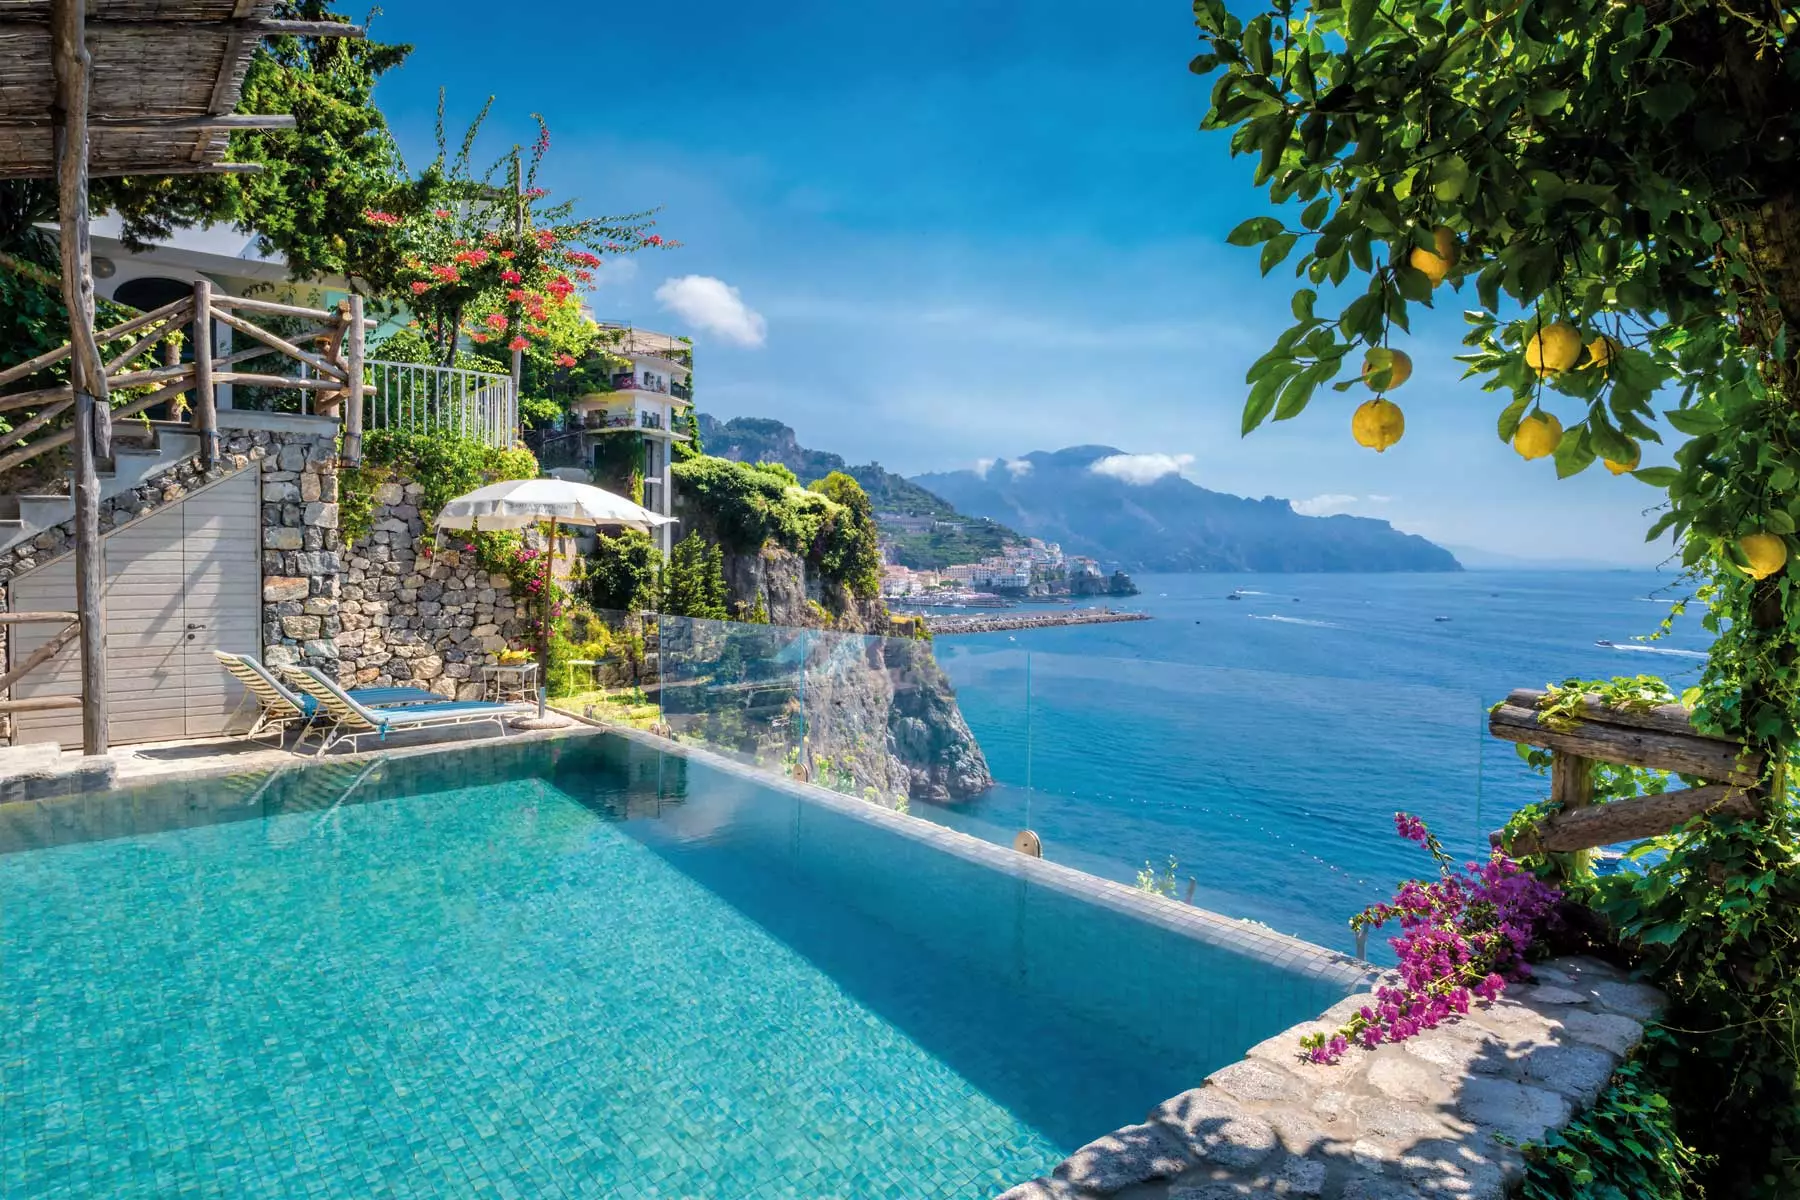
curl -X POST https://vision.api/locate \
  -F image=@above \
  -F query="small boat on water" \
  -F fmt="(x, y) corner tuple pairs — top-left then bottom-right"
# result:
(1434, 616), (1451, 622)
(1596, 639), (1616, 648)
(1226, 592), (1241, 601)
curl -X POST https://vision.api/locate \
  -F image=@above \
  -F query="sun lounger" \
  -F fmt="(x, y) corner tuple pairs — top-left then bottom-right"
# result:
(214, 651), (445, 745)
(283, 665), (526, 756)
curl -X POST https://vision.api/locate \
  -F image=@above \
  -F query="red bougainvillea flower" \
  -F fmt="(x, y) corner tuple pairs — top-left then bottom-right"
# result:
(410, 281), (431, 295)
(525, 187), (548, 199)
(499, 250), (515, 260)
(506, 289), (526, 303)
(433, 208), (452, 219)
(546, 275), (575, 300)
(565, 250), (601, 267)
(534, 229), (557, 250)
(508, 336), (529, 351)
(500, 269), (522, 284)
(430, 264), (462, 283)
(645, 234), (663, 246)
(453, 249), (490, 267)
(361, 209), (401, 226)
(485, 313), (509, 332)
(555, 353), (577, 367)
(572, 269), (593, 284)
(471, 332), (490, 343)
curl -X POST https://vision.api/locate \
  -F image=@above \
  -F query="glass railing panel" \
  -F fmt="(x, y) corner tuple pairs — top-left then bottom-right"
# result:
(654, 613), (810, 775)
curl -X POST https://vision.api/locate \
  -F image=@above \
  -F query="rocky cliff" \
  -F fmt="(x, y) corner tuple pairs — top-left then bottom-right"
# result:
(666, 544), (991, 804)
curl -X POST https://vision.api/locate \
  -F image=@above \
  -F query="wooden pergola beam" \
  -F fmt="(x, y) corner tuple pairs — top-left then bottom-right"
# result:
(0, 18), (365, 37)
(0, 114), (297, 132)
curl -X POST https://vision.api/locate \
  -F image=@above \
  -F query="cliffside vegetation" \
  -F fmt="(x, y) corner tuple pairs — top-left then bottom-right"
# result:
(695, 413), (1020, 570)
(339, 428), (536, 545)
(671, 456), (882, 607)
(1194, 0), (1800, 1191)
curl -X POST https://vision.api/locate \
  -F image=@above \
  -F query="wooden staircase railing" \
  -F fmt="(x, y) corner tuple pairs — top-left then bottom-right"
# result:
(1488, 687), (1764, 872)
(0, 283), (374, 481)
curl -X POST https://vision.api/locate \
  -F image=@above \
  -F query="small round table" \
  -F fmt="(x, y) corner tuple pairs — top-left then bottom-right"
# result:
(483, 662), (539, 703)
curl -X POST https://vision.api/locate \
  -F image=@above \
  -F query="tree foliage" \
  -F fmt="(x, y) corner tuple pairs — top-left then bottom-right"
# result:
(1191, 0), (1799, 1192)
(808, 471), (883, 600)
(662, 531), (728, 619)
(584, 528), (662, 614)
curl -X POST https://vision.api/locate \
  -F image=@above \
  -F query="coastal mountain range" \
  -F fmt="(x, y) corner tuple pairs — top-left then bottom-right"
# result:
(698, 416), (1460, 573)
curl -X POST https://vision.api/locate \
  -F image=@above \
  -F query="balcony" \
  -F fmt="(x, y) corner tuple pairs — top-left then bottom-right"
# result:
(640, 411), (665, 431)
(611, 372), (670, 395)
(671, 381), (692, 402)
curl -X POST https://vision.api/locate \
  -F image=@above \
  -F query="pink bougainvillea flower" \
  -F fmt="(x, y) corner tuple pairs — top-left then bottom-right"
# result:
(430, 264), (462, 283)
(501, 270), (522, 284)
(433, 208), (452, 219)
(485, 313), (509, 332)
(534, 229), (557, 250)
(361, 209), (401, 226)
(645, 234), (663, 246)
(508, 336), (529, 351)
(565, 250), (601, 267)
(555, 353), (576, 367)
(499, 250), (516, 260)
(410, 280), (431, 295)
(506, 289), (526, 303)
(470, 332), (489, 343)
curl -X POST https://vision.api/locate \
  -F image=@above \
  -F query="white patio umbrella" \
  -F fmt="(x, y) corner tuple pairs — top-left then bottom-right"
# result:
(434, 478), (675, 713)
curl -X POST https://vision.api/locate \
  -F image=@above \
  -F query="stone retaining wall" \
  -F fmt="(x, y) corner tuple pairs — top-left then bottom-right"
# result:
(999, 957), (1662, 1200)
(332, 483), (533, 699)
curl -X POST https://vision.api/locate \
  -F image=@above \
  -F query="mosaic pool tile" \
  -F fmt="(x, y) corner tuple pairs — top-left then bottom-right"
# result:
(1, 737), (1345, 1198)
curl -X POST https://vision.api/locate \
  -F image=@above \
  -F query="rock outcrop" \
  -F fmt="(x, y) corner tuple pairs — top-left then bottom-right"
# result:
(702, 545), (992, 803)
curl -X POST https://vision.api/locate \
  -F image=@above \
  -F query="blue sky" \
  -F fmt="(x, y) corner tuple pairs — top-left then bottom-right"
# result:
(376, 0), (1670, 565)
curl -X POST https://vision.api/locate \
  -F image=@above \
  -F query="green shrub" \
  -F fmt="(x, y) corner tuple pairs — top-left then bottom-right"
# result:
(662, 531), (727, 619)
(342, 428), (539, 543)
(585, 528), (661, 613)
(1521, 1043), (1705, 1200)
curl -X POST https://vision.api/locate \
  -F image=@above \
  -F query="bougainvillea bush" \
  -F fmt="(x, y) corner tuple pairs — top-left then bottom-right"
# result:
(1301, 814), (1561, 1063)
(362, 110), (674, 368)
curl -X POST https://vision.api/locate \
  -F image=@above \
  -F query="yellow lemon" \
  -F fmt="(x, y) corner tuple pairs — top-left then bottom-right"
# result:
(1602, 442), (1640, 475)
(1524, 323), (1583, 375)
(1512, 412), (1563, 460)
(1352, 398), (1405, 452)
(1584, 335), (1620, 371)
(1739, 533), (1789, 581)
(1362, 348), (1413, 391)
(1408, 226), (1459, 286)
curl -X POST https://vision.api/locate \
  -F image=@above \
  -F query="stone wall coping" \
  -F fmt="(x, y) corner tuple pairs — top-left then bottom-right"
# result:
(996, 955), (1664, 1200)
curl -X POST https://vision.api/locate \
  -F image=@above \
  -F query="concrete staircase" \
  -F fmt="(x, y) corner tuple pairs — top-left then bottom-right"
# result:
(0, 424), (202, 556)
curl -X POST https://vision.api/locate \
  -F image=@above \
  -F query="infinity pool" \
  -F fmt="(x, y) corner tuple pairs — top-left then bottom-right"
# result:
(1, 733), (1361, 1198)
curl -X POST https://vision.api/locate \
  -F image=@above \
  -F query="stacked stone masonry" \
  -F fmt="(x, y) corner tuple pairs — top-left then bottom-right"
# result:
(333, 481), (533, 701)
(998, 956), (1663, 1200)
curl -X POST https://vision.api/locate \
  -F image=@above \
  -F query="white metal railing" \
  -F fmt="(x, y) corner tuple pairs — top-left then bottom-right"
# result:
(364, 360), (517, 449)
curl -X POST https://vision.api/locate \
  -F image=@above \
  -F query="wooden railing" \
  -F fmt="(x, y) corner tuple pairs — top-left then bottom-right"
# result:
(1489, 687), (1763, 871)
(0, 282), (372, 476)
(0, 611), (82, 717)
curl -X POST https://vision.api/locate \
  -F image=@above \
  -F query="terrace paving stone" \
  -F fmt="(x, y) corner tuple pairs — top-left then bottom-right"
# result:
(1004, 958), (1661, 1200)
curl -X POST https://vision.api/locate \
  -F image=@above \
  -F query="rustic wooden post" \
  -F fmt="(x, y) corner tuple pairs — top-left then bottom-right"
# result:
(191, 279), (216, 467)
(1549, 752), (1596, 879)
(342, 293), (365, 465)
(51, 0), (108, 755)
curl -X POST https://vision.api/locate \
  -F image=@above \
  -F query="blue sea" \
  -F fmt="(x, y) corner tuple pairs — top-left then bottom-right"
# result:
(921, 570), (1707, 957)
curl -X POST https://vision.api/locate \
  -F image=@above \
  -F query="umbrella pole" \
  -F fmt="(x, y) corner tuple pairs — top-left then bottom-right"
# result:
(538, 517), (557, 717)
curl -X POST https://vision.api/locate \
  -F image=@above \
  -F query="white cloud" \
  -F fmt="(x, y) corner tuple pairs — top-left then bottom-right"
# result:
(975, 456), (997, 477)
(1292, 493), (1396, 516)
(1089, 452), (1194, 485)
(1005, 457), (1034, 477)
(655, 275), (766, 347)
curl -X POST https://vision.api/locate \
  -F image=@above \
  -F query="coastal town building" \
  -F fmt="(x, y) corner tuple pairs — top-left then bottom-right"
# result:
(567, 325), (694, 553)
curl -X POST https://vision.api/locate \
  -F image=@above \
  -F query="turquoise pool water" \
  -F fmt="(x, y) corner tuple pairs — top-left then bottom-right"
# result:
(1, 734), (1353, 1199)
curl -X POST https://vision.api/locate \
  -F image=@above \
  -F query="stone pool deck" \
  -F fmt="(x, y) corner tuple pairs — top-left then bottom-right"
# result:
(998, 956), (1662, 1200)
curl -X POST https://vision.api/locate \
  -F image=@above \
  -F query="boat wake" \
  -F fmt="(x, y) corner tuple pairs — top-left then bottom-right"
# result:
(1597, 641), (1706, 659)
(1250, 614), (1343, 629)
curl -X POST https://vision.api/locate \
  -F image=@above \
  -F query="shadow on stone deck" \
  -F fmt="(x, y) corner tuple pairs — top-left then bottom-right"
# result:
(999, 956), (1663, 1200)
